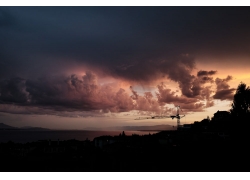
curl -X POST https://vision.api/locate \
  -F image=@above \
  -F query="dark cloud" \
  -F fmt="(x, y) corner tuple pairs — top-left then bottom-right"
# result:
(156, 84), (205, 112)
(200, 77), (214, 83)
(215, 75), (233, 89)
(0, 77), (28, 104)
(213, 76), (235, 100)
(0, 72), (135, 113)
(1, 7), (250, 80)
(178, 102), (205, 112)
(0, 72), (164, 116)
(0, 8), (17, 28)
(0, 71), (217, 116)
(164, 65), (216, 99)
(213, 89), (236, 100)
(156, 84), (198, 105)
(0, 71), (236, 116)
(155, 70), (217, 112)
(24, 72), (136, 112)
(111, 54), (196, 84)
(0, 7), (247, 118)
(197, 70), (217, 77)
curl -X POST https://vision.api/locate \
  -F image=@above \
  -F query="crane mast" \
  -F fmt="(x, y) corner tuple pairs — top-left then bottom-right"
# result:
(175, 105), (182, 128)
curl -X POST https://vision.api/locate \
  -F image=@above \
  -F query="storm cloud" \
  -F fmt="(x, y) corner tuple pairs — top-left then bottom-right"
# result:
(213, 76), (236, 100)
(0, 7), (248, 120)
(0, 72), (162, 116)
(1, 7), (250, 80)
(197, 70), (217, 77)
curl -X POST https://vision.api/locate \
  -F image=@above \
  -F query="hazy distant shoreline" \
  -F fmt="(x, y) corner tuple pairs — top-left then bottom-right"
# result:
(0, 129), (159, 143)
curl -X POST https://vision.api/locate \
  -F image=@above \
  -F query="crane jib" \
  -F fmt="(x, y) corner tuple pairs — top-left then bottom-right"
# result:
(134, 105), (185, 128)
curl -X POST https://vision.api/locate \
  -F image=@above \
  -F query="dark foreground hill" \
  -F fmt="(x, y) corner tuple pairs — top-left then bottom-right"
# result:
(0, 129), (249, 172)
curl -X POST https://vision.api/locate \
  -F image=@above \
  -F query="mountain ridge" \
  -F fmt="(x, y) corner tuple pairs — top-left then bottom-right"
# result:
(0, 123), (50, 131)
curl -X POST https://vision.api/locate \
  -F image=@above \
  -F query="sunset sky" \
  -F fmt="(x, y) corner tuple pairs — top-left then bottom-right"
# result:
(1, 6), (250, 129)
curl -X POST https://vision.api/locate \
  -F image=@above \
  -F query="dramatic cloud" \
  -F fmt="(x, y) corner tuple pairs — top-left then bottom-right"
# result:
(0, 70), (219, 116)
(0, 73), (242, 123)
(0, 72), (163, 116)
(213, 76), (236, 100)
(130, 86), (162, 115)
(0, 72), (134, 114)
(200, 76), (214, 84)
(156, 84), (198, 105)
(156, 83), (209, 112)
(155, 67), (219, 112)
(1, 7), (250, 81)
(197, 70), (217, 77)
(0, 7), (249, 128)
(213, 89), (236, 101)
(0, 77), (28, 104)
(200, 86), (215, 108)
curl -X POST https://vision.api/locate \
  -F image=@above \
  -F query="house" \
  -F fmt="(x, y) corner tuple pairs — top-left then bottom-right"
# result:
(213, 110), (230, 121)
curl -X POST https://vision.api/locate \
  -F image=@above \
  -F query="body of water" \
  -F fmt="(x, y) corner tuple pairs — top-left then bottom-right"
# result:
(0, 130), (158, 143)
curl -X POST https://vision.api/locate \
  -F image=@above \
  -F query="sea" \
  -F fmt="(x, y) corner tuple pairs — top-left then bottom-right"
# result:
(0, 130), (159, 143)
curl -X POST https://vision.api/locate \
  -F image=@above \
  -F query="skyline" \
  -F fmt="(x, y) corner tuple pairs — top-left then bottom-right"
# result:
(0, 6), (250, 129)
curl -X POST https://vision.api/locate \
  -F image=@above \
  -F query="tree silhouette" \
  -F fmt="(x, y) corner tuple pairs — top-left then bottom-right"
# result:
(230, 82), (250, 118)
(229, 82), (250, 140)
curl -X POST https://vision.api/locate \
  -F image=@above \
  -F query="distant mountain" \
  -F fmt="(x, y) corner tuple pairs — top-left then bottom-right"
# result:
(0, 123), (18, 129)
(0, 123), (50, 130)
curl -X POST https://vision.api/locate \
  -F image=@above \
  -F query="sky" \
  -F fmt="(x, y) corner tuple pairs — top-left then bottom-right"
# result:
(1, 6), (250, 129)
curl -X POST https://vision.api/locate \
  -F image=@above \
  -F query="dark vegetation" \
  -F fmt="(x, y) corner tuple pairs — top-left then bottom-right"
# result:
(0, 82), (250, 172)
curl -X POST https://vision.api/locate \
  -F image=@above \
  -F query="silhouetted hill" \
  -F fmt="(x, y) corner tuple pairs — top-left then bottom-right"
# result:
(0, 123), (17, 129)
(0, 123), (50, 131)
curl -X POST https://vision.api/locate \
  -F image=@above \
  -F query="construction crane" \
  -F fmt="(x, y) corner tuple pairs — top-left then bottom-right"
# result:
(134, 105), (185, 128)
